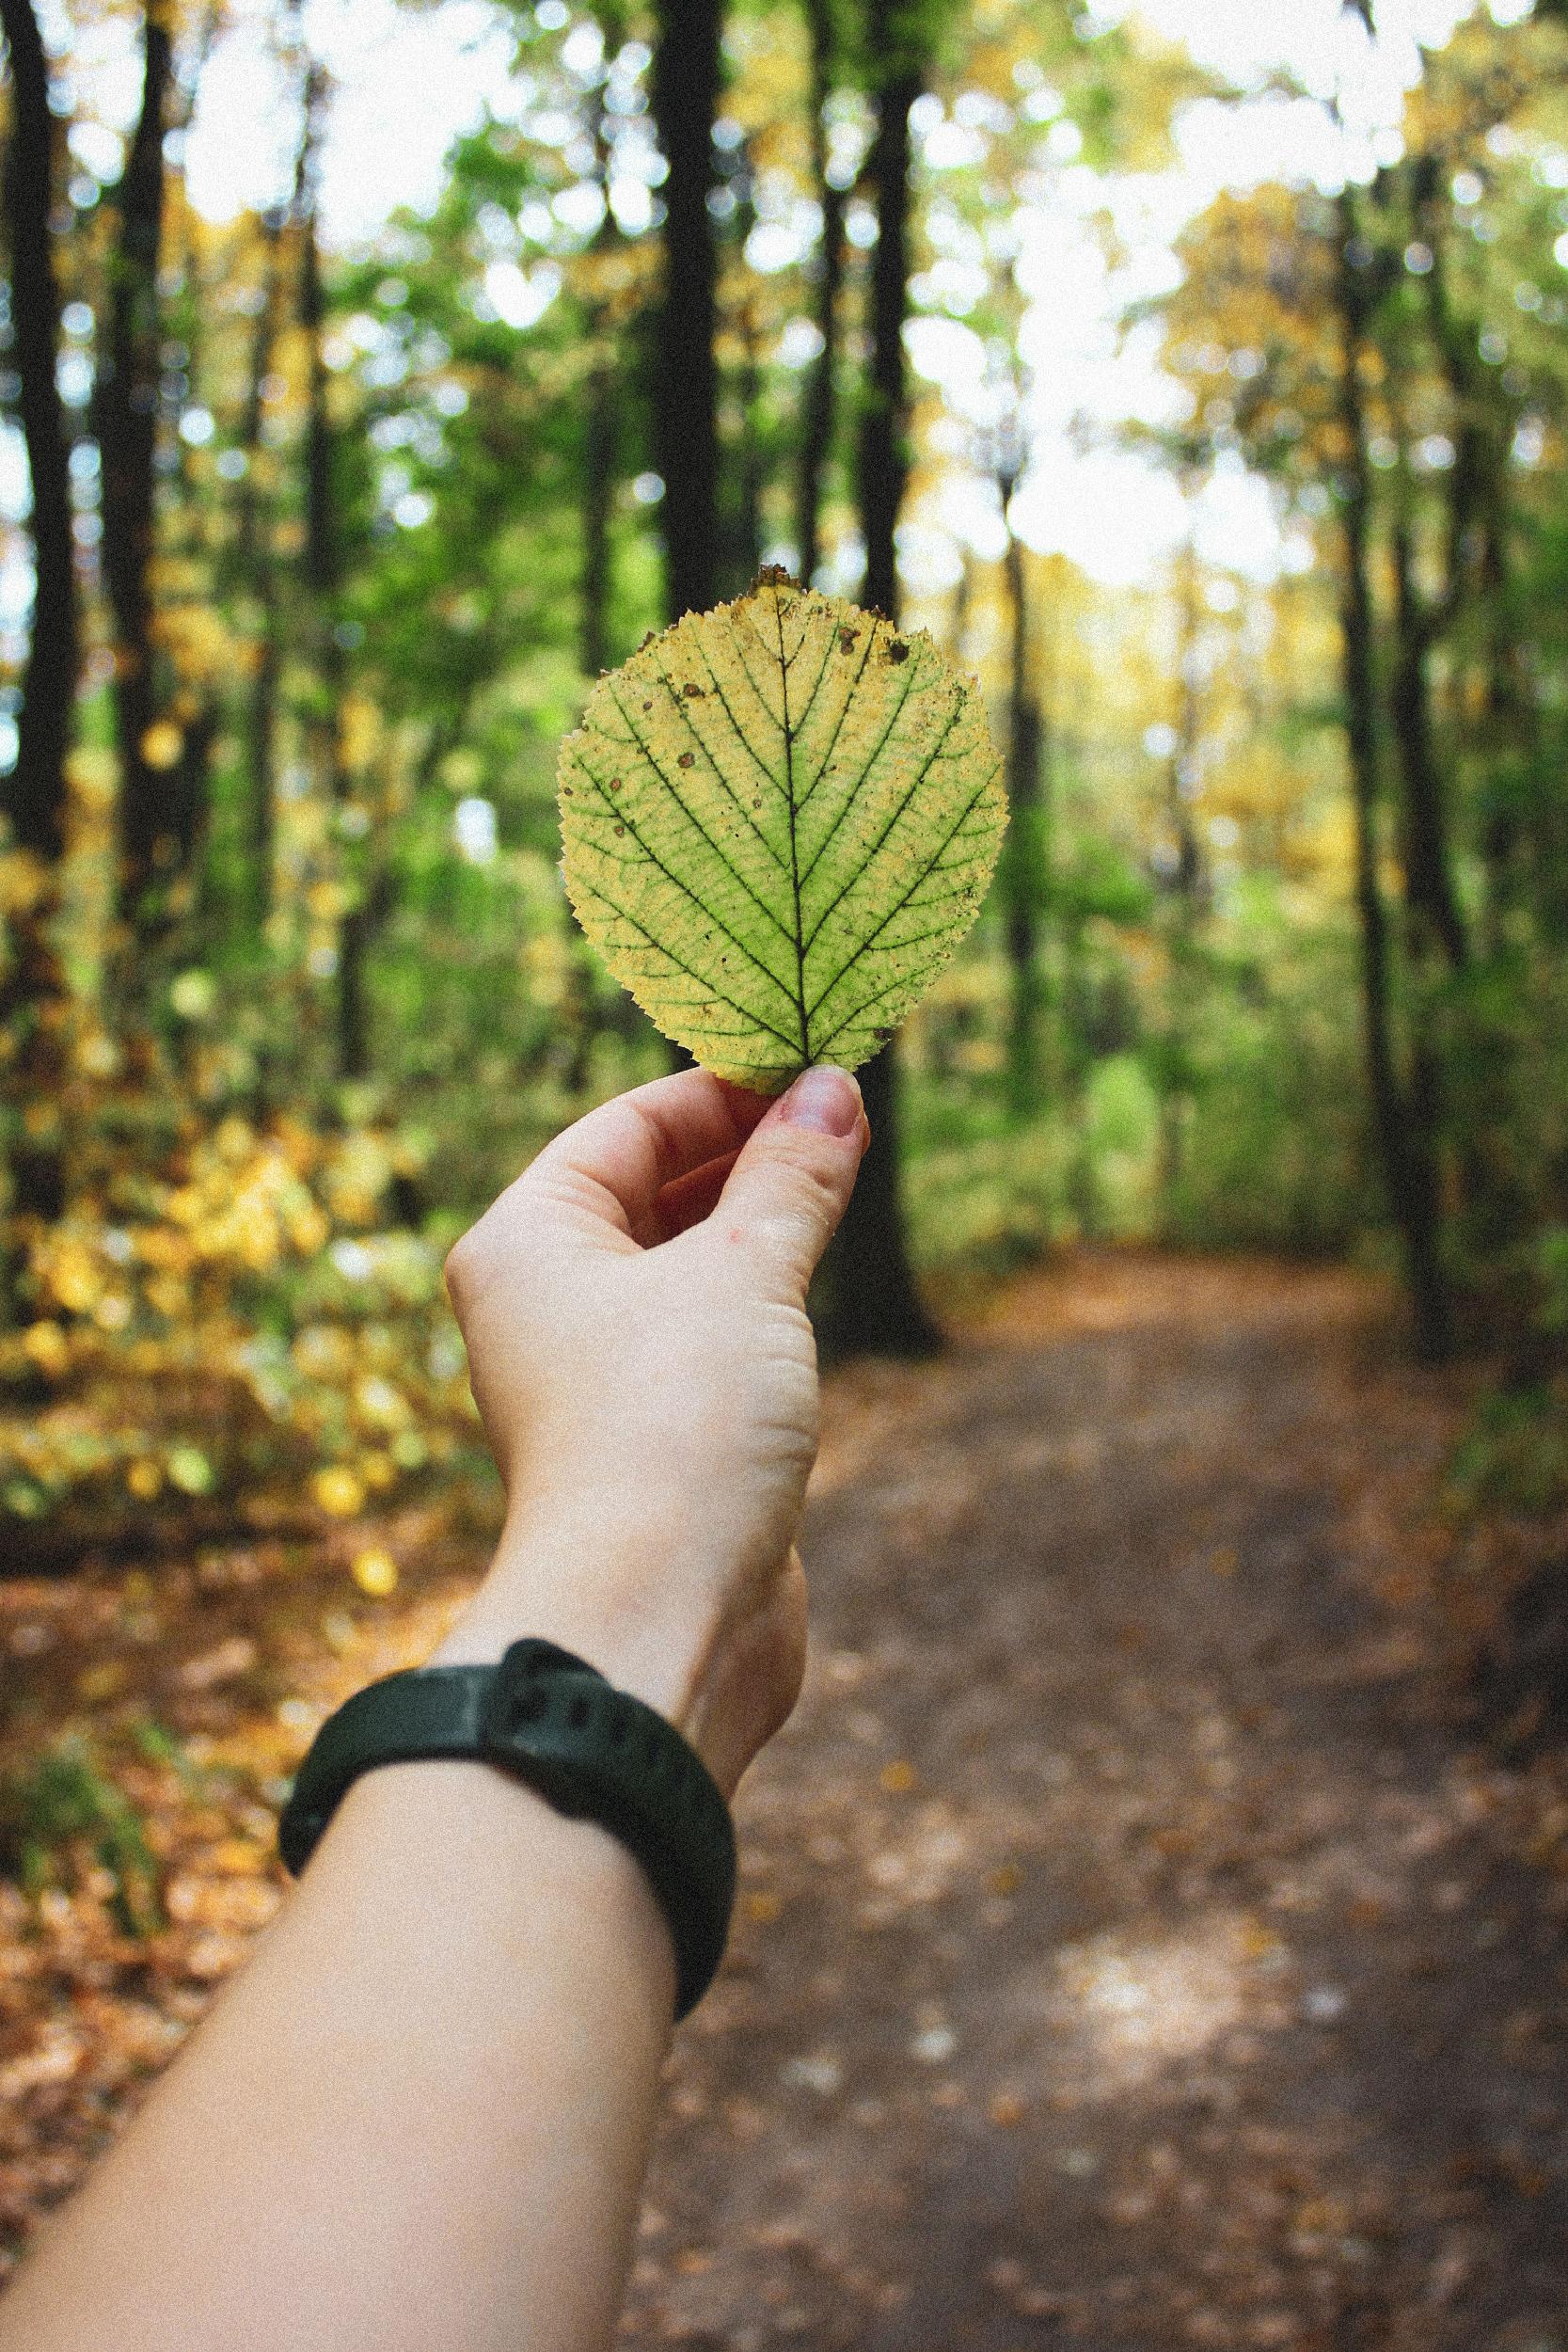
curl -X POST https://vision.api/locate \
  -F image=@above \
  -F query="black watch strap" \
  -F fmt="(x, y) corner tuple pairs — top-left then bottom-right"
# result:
(277, 1638), (736, 2020)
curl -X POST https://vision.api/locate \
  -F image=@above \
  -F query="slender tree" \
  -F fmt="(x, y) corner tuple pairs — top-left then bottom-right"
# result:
(293, 60), (373, 1081)
(1156, 525), (1205, 1223)
(795, 0), (847, 584)
(232, 204), (288, 946)
(0, 0), (75, 1266)
(818, 0), (939, 1358)
(945, 543), (974, 665)
(578, 8), (627, 680)
(856, 13), (918, 624)
(996, 430), (1047, 1123)
(580, 360), (617, 680)
(1, 0), (77, 864)
(298, 66), (338, 662)
(649, 0), (722, 621)
(1333, 195), (1451, 1359)
(731, 157), (767, 596)
(98, 1), (173, 932)
(1474, 479), (1535, 946)
(1402, 154), (1539, 1268)
(720, 135), (767, 596)
(1386, 456), (1469, 979)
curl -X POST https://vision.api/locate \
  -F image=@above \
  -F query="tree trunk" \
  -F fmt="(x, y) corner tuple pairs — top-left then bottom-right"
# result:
(0, 0), (75, 1279)
(795, 0), (846, 586)
(734, 291), (766, 594)
(650, 0), (721, 622)
(1476, 498), (1535, 947)
(294, 62), (371, 1082)
(816, 11), (939, 1360)
(98, 4), (172, 932)
(718, 140), (766, 597)
(1061, 906), (1098, 1241)
(580, 361), (617, 680)
(1157, 531), (1204, 1225)
(299, 70), (336, 630)
(0, 0), (77, 865)
(945, 545), (973, 665)
(1000, 489), (1045, 1122)
(1402, 176), (1535, 1290)
(1387, 508), (1468, 977)
(1334, 200), (1451, 1361)
(1474, 469), (1567, 951)
(234, 203), (287, 948)
(1413, 164), (1542, 950)
(857, 39), (919, 623)
(579, 61), (620, 681)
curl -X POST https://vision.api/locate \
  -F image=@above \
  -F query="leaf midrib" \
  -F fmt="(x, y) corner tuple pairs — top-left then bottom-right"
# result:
(774, 590), (811, 1065)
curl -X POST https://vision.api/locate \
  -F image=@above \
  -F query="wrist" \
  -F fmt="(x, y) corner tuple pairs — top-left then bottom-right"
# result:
(323, 1753), (681, 2024)
(429, 1506), (731, 1764)
(309, 1638), (734, 2020)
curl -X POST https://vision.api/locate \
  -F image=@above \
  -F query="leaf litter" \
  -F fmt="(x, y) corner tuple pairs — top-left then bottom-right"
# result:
(2, 1255), (1568, 2346)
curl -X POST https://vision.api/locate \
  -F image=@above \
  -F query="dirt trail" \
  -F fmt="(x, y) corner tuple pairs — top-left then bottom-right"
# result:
(3, 1252), (1566, 2345)
(622, 1255), (1568, 2352)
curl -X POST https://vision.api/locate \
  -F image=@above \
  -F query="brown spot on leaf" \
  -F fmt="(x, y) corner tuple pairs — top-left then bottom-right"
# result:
(683, 683), (705, 699)
(887, 640), (910, 664)
(839, 628), (859, 654)
(677, 752), (696, 769)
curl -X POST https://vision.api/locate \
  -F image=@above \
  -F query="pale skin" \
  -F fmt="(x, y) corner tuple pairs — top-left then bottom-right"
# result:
(0, 1060), (869, 2352)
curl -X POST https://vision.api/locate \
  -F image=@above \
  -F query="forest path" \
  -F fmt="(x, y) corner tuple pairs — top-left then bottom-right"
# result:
(623, 1253), (1568, 2352)
(3, 1253), (1565, 2342)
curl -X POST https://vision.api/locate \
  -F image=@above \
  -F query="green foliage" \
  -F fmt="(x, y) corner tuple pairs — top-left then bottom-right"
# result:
(1450, 1382), (1568, 1520)
(1156, 915), (1371, 1257)
(0, 1737), (162, 1937)
(560, 578), (1006, 1087)
(1450, 1231), (1568, 1519)
(2, 0), (1565, 1558)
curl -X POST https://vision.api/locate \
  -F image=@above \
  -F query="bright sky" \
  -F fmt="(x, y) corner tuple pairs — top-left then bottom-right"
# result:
(38, 0), (1532, 594)
(936, 0), (1506, 585)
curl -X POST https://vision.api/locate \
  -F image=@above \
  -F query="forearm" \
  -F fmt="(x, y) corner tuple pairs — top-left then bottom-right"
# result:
(0, 1752), (675, 2352)
(0, 1064), (859, 2352)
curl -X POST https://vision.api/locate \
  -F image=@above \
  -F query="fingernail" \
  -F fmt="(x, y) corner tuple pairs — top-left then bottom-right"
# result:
(774, 1065), (862, 1137)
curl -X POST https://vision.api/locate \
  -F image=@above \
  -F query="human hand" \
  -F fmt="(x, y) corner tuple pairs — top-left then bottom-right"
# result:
(437, 1065), (868, 1796)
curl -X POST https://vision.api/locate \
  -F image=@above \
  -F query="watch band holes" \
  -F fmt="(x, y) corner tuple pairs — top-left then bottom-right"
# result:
(510, 1689), (548, 1728)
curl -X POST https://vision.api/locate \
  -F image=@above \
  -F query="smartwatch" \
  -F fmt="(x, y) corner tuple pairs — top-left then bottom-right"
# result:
(277, 1637), (736, 2020)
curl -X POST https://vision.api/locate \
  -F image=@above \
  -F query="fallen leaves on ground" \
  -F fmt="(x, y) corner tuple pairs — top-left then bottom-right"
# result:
(4, 1254), (1568, 2349)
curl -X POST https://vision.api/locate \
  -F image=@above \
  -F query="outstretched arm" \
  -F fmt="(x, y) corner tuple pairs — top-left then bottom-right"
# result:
(0, 1062), (867, 2352)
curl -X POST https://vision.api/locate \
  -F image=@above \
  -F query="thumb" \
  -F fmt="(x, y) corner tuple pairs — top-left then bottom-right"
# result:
(709, 1065), (868, 1301)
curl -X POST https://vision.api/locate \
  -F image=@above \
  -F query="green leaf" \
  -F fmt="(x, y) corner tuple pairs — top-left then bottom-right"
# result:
(558, 574), (1006, 1089)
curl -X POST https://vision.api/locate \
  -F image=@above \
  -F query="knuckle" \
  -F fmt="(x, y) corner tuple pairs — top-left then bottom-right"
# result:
(760, 1138), (846, 1221)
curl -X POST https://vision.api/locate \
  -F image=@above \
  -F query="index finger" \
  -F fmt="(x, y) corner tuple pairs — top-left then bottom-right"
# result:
(522, 1067), (776, 1246)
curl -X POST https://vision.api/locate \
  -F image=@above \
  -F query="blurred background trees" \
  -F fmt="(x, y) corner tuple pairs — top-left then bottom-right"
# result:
(3, 0), (1568, 1549)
